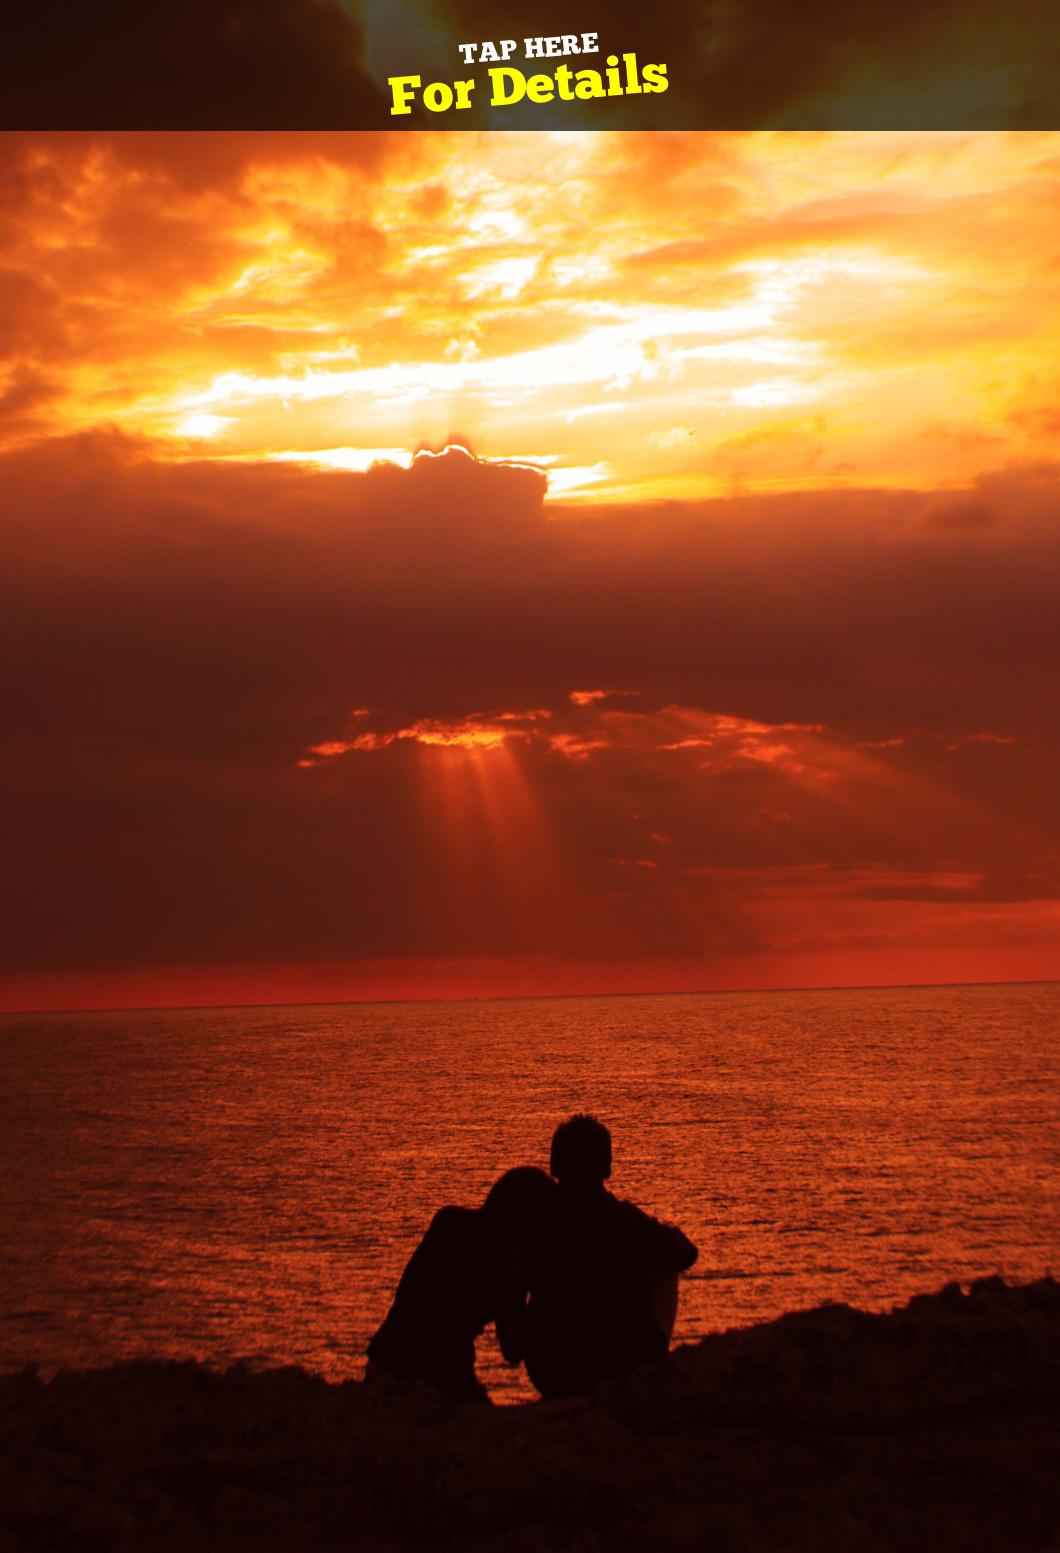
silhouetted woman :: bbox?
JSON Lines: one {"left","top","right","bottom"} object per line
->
{"left": 366, "top": 1166, "right": 555, "bottom": 1401}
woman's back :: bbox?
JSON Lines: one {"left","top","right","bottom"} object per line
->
{"left": 367, "top": 1205, "right": 495, "bottom": 1399}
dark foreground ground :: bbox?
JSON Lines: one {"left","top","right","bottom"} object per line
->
{"left": 2, "top": 1278, "right": 1059, "bottom": 1552}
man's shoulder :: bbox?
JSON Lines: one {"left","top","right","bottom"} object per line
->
{"left": 568, "top": 1189, "right": 666, "bottom": 1229}
{"left": 606, "top": 1192, "right": 660, "bottom": 1226}
{"left": 607, "top": 1193, "right": 699, "bottom": 1268}
{"left": 608, "top": 1191, "right": 648, "bottom": 1215}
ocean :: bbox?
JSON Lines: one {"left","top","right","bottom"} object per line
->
{"left": 1, "top": 982, "right": 1057, "bottom": 1402}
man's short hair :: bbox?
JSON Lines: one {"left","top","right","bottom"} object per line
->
{"left": 550, "top": 1114, "right": 612, "bottom": 1184}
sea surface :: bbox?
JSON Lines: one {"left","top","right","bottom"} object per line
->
{"left": 1, "top": 983, "right": 1057, "bottom": 1402}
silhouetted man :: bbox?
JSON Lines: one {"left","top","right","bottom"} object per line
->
{"left": 523, "top": 1114, "right": 698, "bottom": 1398}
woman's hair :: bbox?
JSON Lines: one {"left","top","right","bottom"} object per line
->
{"left": 481, "top": 1165, "right": 555, "bottom": 1224}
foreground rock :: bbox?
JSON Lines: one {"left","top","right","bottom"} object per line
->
{"left": 2, "top": 1278, "right": 1059, "bottom": 1551}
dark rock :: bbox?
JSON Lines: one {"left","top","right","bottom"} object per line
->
{"left": 1, "top": 1280, "right": 1058, "bottom": 1551}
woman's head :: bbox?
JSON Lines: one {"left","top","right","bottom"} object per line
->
{"left": 481, "top": 1165, "right": 555, "bottom": 1227}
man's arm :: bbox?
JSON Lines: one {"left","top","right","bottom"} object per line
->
{"left": 657, "top": 1220, "right": 698, "bottom": 1271}
{"left": 617, "top": 1199, "right": 698, "bottom": 1271}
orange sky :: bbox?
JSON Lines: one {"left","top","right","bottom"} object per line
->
{"left": 5, "top": 132, "right": 1060, "bottom": 499}
{"left": 1, "top": 130, "right": 1058, "bottom": 1010}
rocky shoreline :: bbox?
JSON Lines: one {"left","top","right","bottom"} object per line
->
{"left": 3, "top": 1277, "right": 1059, "bottom": 1551}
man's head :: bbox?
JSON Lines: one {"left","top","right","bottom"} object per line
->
{"left": 549, "top": 1113, "right": 612, "bottom": 1187}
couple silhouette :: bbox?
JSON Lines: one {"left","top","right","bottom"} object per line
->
{"left": 366, "top": 1114, "right": 698, "bottom": 1401}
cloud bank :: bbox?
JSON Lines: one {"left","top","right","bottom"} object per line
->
{"left": 2, "top": 437, "right": 1057, "bottom": 1005}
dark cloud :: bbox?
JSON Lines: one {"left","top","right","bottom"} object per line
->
{"left": 2, "top": 0, "right": 1059, "bottom": 127}
{"left": 397, "top": 0, "right": 1060, "bottom": 127}
{"left": 2, "top": 1, "right": 389, "bottom": 130}
{"left": 2, "top": 437, "right": 1059, "bottom": 979}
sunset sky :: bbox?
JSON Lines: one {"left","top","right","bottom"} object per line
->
{"left": 2, "top": 130, "right": 1058, "bottom": 1009}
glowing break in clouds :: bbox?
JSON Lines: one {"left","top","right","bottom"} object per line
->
{"left": 3, "top": 131, "right": 1060, "bottom": 499}
{"left": 1, "top": 434, "right": 1059, "bottom": 1008}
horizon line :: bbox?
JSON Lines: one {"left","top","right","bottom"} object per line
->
{"left": 1, "top": 975, "right": 1056, "bottom": 1020}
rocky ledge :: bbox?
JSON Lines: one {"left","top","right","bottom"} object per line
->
{"left": 2, "top": 1277, "right": 1059, "bottom": 1552}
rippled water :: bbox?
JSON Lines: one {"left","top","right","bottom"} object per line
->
{"left": 1, "top": 983, "right": 1057, "bottom": 1401}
